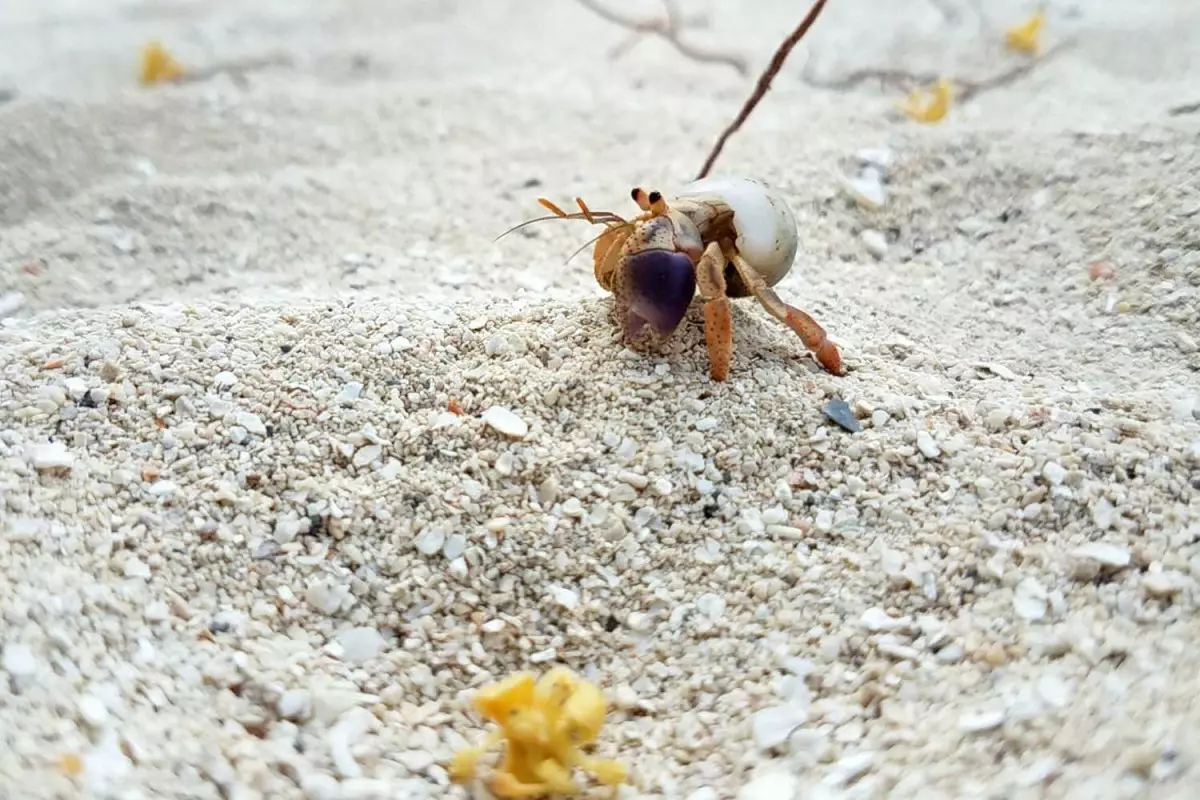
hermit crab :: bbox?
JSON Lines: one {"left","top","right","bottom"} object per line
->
{"left": 505, "top": 175, "right": 844, "bottom": 381}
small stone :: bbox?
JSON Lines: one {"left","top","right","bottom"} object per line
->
{"left": 687, "top": 789, "right": 718, "bottom": 800}
{"left": 737, "top": 770, "right": 799, "bottom": 800}
{"left": 860, "top": 229, "right": 888, "bottom": 259}
{"left": 695, "top": 593, "right": 726, "bottom": 621}
{"left": 1072, "top": 542, "right": 1130, "bottom": 569}
{"left": 1042, "top": 461, "right": 1067, "bottom": 486}
{"left": 235, "top": 411, "right": 267, "bottom": 437}
{"left": 547, "top": 585, "right": 579, "bottom": 611}
{"left": 76, "top": 695, "right": 109, "bottom": 728}
{"left": 336, "top": 382, "right": 363, "bottom": 404}
{"left": 336, "top": 628, "right": 387, "bottom": 664}
{"left": 443, "top": 533, "right": 466, "bottom": 560}
{"left": 25, "top": 441, "right": 73, "bottom": 470}
{"left": 823, "top": 399, "right": 861, "bottom": 433}
{"left": 1142, "top": 571, "right": 1187, "bottom": 597}
{"left": 859, "top": 607, "right": 905, "bottom": 632}
{"left": 916, "top": 430, "right": 941, "bottom": 459}
{"left": 481, "top": 406, "right": 528, "bottom": 438}
{"left": 397, "top": 750, "right": 435, "bottom": 773}
{"left": 855, "top": 147, "right": 894, "bottom": 170}
{"left": 1092, "top": 497, "right": 1116, "bottom": 530}
{"left": 825, "top": 752, "right": 875, "bottom": 787}
{"left": 414, "top": 526, "right": 446, "bottom": 556}
{"left": 352, "top": 444, "right": 381, "bottom": 468}
{"left": 815, "top": 509, "right": 834, "bottom": 532}
{"left": 959, "top": 709, "right": 1005, "bottom": 732}
{"left": 1175, "top": 331, "right": 1198, "bottom": 354}
{"left": 840, "top": 173, "right": 887, "bottom": 209}
{"left": 2, "top": 642, "right": 36, "bottom": 683}
{"left": 1013, "top": 577, "right": 1048, "bottom": 621}
{"left": 277, "top": 690, "right": 312, "bottom": 721}
{"left": 752, "top": 704, "right": 808, "bottom": 750}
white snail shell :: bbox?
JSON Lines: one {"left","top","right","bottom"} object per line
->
{"left": 673, "top": 175, "right": 800, "bottom": 288}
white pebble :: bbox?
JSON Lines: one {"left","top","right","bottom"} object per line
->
{"left": 860, "top": 229, "right": 888, "bottom": 259}
{"left": 25, "top": 441, "right": 73, "bottom": 470}
{"left": 235, "top": 411, "right": 267, "bottom": 437}
{"left": 442, "top": 533, "right": 466, "bottom": 560}
{"left": 77, "top": 694, "right": 109, "bottom": 728}
{"left": 751, "top": 703, "right": 808, "bottom": 750}
{"left": 1013, "top": 577, "right": 1048, "bottom": 621}
{"left": 840, "top": 173, "right": 887, "bottom": 209}
{"left": 414, "top": 526, "right": 446, "bottom": 556}
{"left": 1072, "top": 541, "right": 1130, "bottom": 568}
{"left": 1042, "top": 461, "right": 1067, "bottom": 486}
{"left": 959, "top": 709, "right": 1006, "bottom": 732}
{"left": 481, "top": 406, "right": 528, "bottom": 438}
{"left": 328, "top": 708, "right": 374, "bottom": 778}
{"left": 737, "top": 770, "right": 800, "bottom": 800}
{"left": 352, "top": 444, "right": 381, "bottom": 468}
{"left": 547, "top": 585, "right": 579, "bottom": 611}
{"left": 3, "top": 642, "right": 36, "bottom": 681}
{"left": 277, "top": 690, "right": 312, "bottom": 721}
{"left": 336, "top": 382, "right": 363, "bottom": 405}
{"left": 336, "top": 627, "right": 387, "bottom": 664}
{"left": 859, "top": 607, "right": 905, "bottom": 632}
{"left": 916, "top": 430, "right": 941, "bottom": 459}
{"left": 695, "top": 593, "right": 726, "bottom": 621}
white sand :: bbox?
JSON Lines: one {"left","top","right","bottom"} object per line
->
{"left": 2, "top": 0, "right": 1200, "bottom": 798}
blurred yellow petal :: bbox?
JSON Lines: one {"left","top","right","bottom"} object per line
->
{"left": 1005, "top": 9, "right": 1045, "bottom": 55}
{"left": 898, "top": 78, "right": 952, "bottom": 124}
{"left": 140, "top": 41, "right": 187, "bottom": 86}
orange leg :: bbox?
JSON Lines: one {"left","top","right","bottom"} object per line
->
{"left": 725, "top": 250, "right": 845, "bottom": 376}
{"left": 695, "top": 241, "right": 733, "bottom": 381}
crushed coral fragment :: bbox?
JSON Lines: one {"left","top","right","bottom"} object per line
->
{"left": 139, "top": 41, "right": 187, "bottom": 85}
{"left": 898, "top": 77, "right": 952, "bottom": 123}
{"left": 449, "top": 667, "right": 628, "bottom": 797}
{"left": 1004, "top": 9, "right": 1045, "bottom": 55}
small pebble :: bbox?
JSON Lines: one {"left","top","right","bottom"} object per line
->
{"left": 823, "top": 399, "right": 861, "bottom": 433}
{"left": 481, "top": 406, "right": 528, "bottom": 438}
{"left": 860, "top": 229, "right": 888, "bottom": 259}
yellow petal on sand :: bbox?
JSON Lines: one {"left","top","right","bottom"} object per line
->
{"left": 140, "top": 41, "right": 187, "bottom": 86}
{"left": 1004, "top": 9, "right": 1045, "bottom": 55}
{"left": 898, "top": 77, "right": 952, "bottom": 124}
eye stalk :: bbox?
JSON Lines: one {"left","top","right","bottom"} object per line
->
{"left": 623, "top": 249, "right": 697, "bottom": 338}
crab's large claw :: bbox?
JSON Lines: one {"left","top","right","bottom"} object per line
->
{"left": 624, "top": 249, "right": 696, "bottom": 337}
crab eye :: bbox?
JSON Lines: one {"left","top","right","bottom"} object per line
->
{"left": 625, "top": 249, "right": 696, "bottom": 336}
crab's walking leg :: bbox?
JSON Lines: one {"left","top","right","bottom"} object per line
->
{"left": 695, "top": 241, "right": 733, "bottom": 381}
{"left": 725, "top": 250, "right": 846, "bottom": 376}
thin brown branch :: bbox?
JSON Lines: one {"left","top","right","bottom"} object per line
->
{"left": 1168, "top": 100, "right": 1200, "bottom": 117}
{"left": 171, "top": 54, "right": 294, "bottom": 85}
{"left": 694, "top": 0, "right": 830, "bottom": 180}
{"left": 802, "top": 38, "right": 1074, "bottom": 107}
{"left": 574, "top": 0, "right": 748, "bottom": 76}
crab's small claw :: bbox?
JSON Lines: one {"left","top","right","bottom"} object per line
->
{"left": 624, "top": 249, "right": 696, "bottom": 336}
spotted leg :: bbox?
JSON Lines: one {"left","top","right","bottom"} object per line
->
{"left": 725, "top": 249, "right": 845, "bottom": 376}
{"left": 695, "top": 241, "right": 733, "bottom": 381}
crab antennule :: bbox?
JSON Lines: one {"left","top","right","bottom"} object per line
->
{"left": 494, "top": 210, "right": 627, "bottom": 242}
{"left": 538, "top": 197, "right": 570, "bottom": 217}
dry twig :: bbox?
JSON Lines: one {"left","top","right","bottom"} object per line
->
{"left": 574, "top": 0, "right": 748, "bottom": 76}
{"left": 802, "top": 38, "right": 1074, "bottom": 106}
{"left": 1168, "top": 100, "right": 1200, "bottom": 117}
{"left": 694, "top": 0, "right": 830, "bottom": 180}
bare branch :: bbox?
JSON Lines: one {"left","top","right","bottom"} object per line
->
{"left": 1168, "top": 100, "right": 1200, "bottom": 117}
{"left": 574, "top": 0, "right": 748, "bottom": 76}
{"left": 694, "top": 0, "right": 830, "bottom": 181}
{"left": 802, "top": 38, "right": 1074, "bottom": 107}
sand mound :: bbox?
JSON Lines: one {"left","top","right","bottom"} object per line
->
{"left": 2, "top": 0, "right": 1200, "bottom": 798}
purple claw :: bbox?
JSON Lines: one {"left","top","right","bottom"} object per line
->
{"left": 624, "top": 249, "right": 696, "bottom": 336}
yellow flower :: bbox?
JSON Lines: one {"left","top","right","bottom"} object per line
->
{"left": 139, "top": 41, "right": 187, "bottom": 86}
{"left": 449, "top": 667, "right": 628, "bottom": 796}
{"left": 1005, "top": 9, "right": 1045, "bottom": 55}
{"left": 898, "top": 77, "right": 952, "bottom": 124}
